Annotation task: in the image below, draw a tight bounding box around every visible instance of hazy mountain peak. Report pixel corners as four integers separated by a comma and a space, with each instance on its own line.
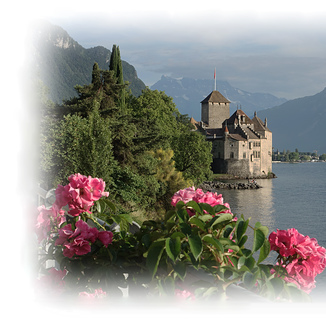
151, 75, 287, 120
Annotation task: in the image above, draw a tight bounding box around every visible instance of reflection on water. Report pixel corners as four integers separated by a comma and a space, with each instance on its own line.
217, 179, 275, 233
209, 162, 326, 301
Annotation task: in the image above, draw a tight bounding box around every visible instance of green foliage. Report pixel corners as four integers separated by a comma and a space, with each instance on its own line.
172, 131, 213, 184
45, 112, 115, 187
39, 197, 310, 302
38, 49, 217, 215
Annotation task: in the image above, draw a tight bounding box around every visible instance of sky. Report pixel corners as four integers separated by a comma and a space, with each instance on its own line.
25, 0, 326, 100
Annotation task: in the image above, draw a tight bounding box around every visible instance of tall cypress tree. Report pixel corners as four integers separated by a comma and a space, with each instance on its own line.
109, 45, 118, 77
91, 62, 102, 90
109, 45, 125, 110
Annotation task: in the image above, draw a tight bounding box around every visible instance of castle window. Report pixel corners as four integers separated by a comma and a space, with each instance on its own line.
243, 152, 246, 159
230, 152, 234, 159
249, 142, 252, 149
253, 151, 260, 158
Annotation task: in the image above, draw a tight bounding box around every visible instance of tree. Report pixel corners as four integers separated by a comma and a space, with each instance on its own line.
289, 151, 300, 161
172, 131, 213, 184
130, 89, 181, 152
109, 45, 125, 109
47, 109, 115, 187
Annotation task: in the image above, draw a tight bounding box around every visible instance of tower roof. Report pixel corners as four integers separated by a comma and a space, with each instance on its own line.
252, 112, 271, 132
227, 109, 253, 125
201, 91, 230, 104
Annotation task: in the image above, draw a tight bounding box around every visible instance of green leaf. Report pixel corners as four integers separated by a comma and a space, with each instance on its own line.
257, 225, 269, 237
236, 219, 249, 241
176, 200, 185, 210
189, 217, 206, 230
170, 231, 186, 240
238, 235, 248, 248
180, 222, 192, 235
188, 234, 203, 260
269, 277, 285, 298
198, 214, 214, 222
177, 208, 188, 222
244, 256, 256, 270
243, 271, 257, 289
214, 205, 230, 214
210, 213, 233, 228
202, 234, 223, 251
257, 239, 270, 264
165, 237, 181, 262
199, 203, 215, 215
174, 261, 187, 280
186, 200, 203, 214
223, 226, 233, 238
253, 229, 265, 252
146, 240, 165, 278
96, 200, 102, 213
237, 256, 246, 269
102, 198, 116, 213
117, 213, 133, 224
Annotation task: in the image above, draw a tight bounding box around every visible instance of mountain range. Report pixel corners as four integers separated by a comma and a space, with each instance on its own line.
30, 21, 146, 103
256, 87, 326, 154
150, 75, 287, 120
30, 21, 326, 154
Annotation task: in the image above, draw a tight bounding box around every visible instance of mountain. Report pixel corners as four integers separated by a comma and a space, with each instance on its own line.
257, 87, 326, 154
150, 75, 287, 120
30, 21, 146, 103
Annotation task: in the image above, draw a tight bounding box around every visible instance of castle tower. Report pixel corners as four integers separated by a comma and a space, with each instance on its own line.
201, 91, 230, 128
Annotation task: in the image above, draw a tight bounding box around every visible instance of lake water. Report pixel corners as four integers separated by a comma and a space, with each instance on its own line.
216, 162, 326, 301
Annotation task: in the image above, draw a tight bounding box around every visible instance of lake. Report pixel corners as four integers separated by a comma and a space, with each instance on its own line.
216, 162, 326, 301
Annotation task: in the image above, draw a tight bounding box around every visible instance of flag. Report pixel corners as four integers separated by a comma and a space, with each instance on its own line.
214, 68, 216, 80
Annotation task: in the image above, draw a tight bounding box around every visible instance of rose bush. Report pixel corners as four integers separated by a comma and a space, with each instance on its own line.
269, 228, 326, 293
36, 175, 326, 302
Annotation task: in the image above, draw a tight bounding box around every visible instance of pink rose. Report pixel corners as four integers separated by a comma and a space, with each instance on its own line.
79, 288, 107, 300
86, 176, 110, 200
175, 289, 196, 301
171, 187, 197, 206
36, 205, 65, 242
62, 237, 91, 258
269, 228, 299, 257
37, 268, 67, 294
54, 184, 71, 208
171, 187, 232, 216
97, 230, 114, 247
54, 174, 110, 216
283, 258, 316, 293
55, 224, 74, 246
269, 228, 326, 293
72, 220, 99, 243
193, 191, 232, 214
68, 173, 89, 189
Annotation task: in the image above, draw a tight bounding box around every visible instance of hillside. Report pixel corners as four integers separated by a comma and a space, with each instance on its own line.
257, 87, 326, 154
30, 21, 146, 103
151, 75, 287, 120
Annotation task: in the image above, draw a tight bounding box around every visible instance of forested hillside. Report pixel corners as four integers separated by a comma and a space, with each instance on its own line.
257, 87, 326, 154
38, 45, 213, 219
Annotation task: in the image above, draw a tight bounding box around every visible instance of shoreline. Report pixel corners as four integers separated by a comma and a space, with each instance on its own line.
199, 180, 262, 191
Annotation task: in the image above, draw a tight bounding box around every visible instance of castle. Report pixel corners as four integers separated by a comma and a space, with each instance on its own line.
192, 90, 272, 178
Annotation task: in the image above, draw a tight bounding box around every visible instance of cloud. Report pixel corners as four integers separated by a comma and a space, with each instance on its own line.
42, 1, 326, 99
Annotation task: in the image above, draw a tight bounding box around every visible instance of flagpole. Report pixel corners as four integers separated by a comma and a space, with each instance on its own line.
214, 67, 216, 91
